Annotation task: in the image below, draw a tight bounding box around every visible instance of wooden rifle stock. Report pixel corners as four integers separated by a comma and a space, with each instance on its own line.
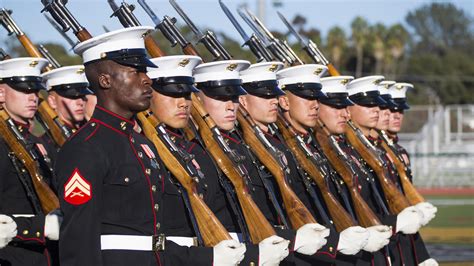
275, 114, 356, 232
190, 94, 276, 244
326, 63, 340, 76
344, 120, 410, 214
144, 35, 165, 57
314, 120, 381, 227
236, 107, 316, 229
183, 43, 200, 57
378, 130, 425, 205
137, 111, 231, 246
0, 109, 59, 213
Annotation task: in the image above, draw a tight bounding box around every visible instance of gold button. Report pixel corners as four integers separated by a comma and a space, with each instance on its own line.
91, 122, 96, 127
36, 232, 41, 237
145, 169, 151, 175
152, 185, 157, 192
329, 246, 333, 252
131, 138, 135, 143
23, 230, 28, 235
156, 222, 161, 230
154, 203, 159, 211
250, 262, 255, 266
138, 152, 143, 158
124, 177, 130, 183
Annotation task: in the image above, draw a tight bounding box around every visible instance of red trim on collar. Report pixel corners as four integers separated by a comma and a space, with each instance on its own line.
90, 118, 127, 136
95, 105, 136, 127
220, 132, 240, 144
165, 128, 183, 139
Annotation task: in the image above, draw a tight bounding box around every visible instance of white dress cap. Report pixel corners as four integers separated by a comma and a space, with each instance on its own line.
346, 75, 384, 96
377, 80, 396, 96
193, 60, 250, 83
320, 76, 354, 94
388, 82, 413, 99
148, 55, 202, 79
276, 64, 327, 88
74, 26, 154, 64
0, 57, 49, 79
240, 61, 284, 83
41, 65, 89, 91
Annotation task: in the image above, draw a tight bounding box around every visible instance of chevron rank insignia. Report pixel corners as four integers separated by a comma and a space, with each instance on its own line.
64, 168, 92, 205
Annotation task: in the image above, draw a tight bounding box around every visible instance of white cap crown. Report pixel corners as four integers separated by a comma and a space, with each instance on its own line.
74, 26, 153, 64
276, 64, 327, 88
377, 80, 396, 95
320, 76, 354, 94
41, 65, 88, 90
0, 57, 49, 78
240, 61, 284, 83
346, 75, 384, 96
193, 60, 250, 83
388, 82, 413, 99
148, 55, 202, 79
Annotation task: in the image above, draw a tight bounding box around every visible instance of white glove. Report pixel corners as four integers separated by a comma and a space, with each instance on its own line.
44, 211, 62, 241
258, 235, 290, 266
294, 223, 330, 255
415, 202, 437, 226
396, 206, 423, 234
363, 225, 391, 252
418, 258, 439, 266
338, 226, 369, 255
213, 239, 246, 266
0, 215, 17, 249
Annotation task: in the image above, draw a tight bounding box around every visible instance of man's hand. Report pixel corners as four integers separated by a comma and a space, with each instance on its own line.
363, 225, 391, 252
258, 235, 290, 266
213, 239, 246, 266
0, 215, 17, 249
294, 223, 330, 255
338, 226, 369, 255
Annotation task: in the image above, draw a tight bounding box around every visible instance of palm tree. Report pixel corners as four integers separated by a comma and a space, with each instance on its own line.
327, 26, 347, 70
351, 17, 369, 77
369, 23, 387, 74
386, 24, 409, 77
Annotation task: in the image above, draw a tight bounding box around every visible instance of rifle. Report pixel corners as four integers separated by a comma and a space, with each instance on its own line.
275, 114, 356, 232
0, 48, 10, 60
38, 45, 61, 68
378, 130, 425, 205
43, 13, 78, 48
41, 0, 92, 42
238, 8, 302, 66
191, 94, 276, 244
0, 8, 72, 147
276, 11, 340, 76
236, 108, 317, 229
169, 0, 232, 61
345, 120, 411, 214
137, 111, 232, 246
107, 0, 164, 57
0, 109, 59, 213
137, 0, 200, 57
219, 0, 272, 62
314, 121, 382, 227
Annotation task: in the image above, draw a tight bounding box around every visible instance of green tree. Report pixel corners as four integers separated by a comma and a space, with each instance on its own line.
351, 16, 369, 77
326, 26, 347, 71
385, 24, 409, 78
368, 23, 386, 74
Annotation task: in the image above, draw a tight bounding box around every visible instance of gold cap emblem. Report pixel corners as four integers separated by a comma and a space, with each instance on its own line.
314, 68, 323, 75
340, 78, 350, 85
76, 67, 85, 74
178, 58, 190, 67
227, 63, 237, 71
373, 78, 384, 85
268, 64, 279, 72
29, 60, 39, 67
396, 84, 404, 90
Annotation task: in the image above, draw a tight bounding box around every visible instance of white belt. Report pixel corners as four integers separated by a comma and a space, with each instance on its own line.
12, 214, 35, 218
101, 235, 155, 251
166, 232, 243, 247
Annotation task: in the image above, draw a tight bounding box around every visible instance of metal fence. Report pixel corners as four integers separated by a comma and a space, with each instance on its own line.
398, 105, 474, 188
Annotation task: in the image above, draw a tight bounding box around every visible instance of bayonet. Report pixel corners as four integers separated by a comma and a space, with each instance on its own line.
0, 8, 23, 36
107, 0, 141, 27
43, 13, 77, 47
38, 44, 62, 68
277, 11, 328, 65
169, 0, 231, 60
219, 0, 272, 62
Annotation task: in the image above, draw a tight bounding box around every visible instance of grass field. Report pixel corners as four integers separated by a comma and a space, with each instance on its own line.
420, 194, 474, 265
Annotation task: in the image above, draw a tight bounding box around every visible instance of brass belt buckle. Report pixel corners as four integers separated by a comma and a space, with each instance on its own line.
153, 234, 165, 251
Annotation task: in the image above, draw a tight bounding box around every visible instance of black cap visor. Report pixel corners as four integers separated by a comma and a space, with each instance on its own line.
1, 76, 45, 92
319, 92, 354, 108
392, 98, 410, 110
283, 82, 324, 100
349, 90, 386, 107
152, 76, 199, 97
243, 80, 285, 98
380, 94, 398, 110
197, 79, 247, 97
87, 48, 157, 69
51, 82, 93, 98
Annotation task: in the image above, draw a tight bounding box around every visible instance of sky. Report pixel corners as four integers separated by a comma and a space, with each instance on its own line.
1, 0, 473, 52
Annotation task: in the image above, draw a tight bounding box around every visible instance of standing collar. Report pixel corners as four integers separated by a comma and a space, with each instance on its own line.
90, 105, 136, 135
